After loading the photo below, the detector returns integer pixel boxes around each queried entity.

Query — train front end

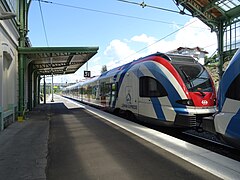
[168,54,217,127]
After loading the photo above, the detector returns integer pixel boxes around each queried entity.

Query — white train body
[63,53,216,128]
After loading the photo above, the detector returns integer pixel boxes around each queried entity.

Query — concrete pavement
[0,104,49,180]
[0,96,223,180]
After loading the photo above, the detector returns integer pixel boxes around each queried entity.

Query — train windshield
[173,63,213,92]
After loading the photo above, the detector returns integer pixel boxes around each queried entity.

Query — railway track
[152,125,240,162]
[129,119,240,162]
[182,130,233,149]
[181,130,240,161]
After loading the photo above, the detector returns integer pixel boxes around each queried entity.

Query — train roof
[98,53,197,79]
[167,54,197,63]
[64,81,82,90]
[64,52,199,89]
[144,52,197,63]
[81,76,100,86]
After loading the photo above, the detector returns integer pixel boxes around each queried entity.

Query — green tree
[204,54,218,65]
[101,65,107,74]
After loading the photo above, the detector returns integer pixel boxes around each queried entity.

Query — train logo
[126,93,131,104]
[201,100,208,105]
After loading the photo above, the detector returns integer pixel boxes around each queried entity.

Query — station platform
[0,95,240,180]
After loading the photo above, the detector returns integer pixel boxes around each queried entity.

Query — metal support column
[217,21,224,79]
[33,72,37,107]
[18,0,26,118]
[51,73,54,102]
[37,75,41,105]
[44,75,46,104]
[28,64,33,110]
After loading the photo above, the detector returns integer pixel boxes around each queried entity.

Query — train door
[99,78,112,107]
[122,71,138,115]
[100,81,107,107]
[138,75,170,122]
[105,83,112,107]
[79,87,83,101]
[138,76,160,119]
[95,81,100,104]
[108,82,118,107]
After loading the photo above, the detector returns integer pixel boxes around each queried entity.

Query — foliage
[101,65,107,74]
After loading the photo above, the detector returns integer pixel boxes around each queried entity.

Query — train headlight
[176,99,194,106]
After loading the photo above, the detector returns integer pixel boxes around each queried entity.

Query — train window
[139,76,168,97]
[173,63,213,92]
[86,85,92,98]
[111,83,118,102]
[83,86,88,96]
[92,86,97,99]
[226,74,240,101]
[100,82,111,97]
[79,87,83,95]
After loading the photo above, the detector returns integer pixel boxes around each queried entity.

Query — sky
[28,0,217,83]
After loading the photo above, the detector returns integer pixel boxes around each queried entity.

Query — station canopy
[177,0,240,31]
[18,46,99,75]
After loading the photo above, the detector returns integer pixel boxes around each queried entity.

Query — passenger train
[63,52,217,128]
[212,48,240,148]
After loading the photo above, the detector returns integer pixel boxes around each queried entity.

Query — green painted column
[18,0,26,118]
[28,64,33,110]
[217,21,224,79]
[44,75,46,104]
[33,72,38,107]
[38,75,41,105]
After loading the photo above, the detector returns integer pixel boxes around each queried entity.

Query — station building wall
[0,2,19,130]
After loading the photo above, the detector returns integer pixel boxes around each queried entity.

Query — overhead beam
[18,47,99,54]
[226,6,240,20]
[33,62,85,70]
[176,0,218,29]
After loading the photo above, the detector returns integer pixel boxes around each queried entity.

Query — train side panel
[138,61,177,122]
[115,57,212,127]
[115,64,139,115]
[214,49,240,148]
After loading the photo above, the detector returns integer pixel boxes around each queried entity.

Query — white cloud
[89,18,217,77]
[104,39,136,60]
[136,18,217,55]
[87,64,102,77]
[174,18,217,55]
[92,56,101,64]
[104,39,139,69]
[51,18,217,83]
[131,34,156,45]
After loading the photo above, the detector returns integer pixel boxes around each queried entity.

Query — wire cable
[117,0,192,16]
[34,0,209,29]
[121,19,198,61]
[34,1,214,61]
[38,0,49,46]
